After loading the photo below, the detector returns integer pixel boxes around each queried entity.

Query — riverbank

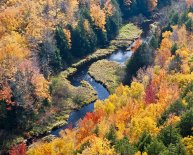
[47,23,141,128]
[72,24,141,69]
[44,23,141,132]
[44,0,178,142]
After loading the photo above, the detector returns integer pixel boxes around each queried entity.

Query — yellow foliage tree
[90,3,106,31]
[155,31,172,66]
[0,32,29,61]
[27,142,52,155]
[182,136,193,155]
[79,136,116,155]
[129,116,159,143]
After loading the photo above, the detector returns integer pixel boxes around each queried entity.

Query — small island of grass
[88,59,122,93]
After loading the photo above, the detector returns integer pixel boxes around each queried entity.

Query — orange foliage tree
[9,143,26,155]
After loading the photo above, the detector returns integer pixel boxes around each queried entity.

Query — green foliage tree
[105,125,117,145]
[137,132,152,154]
[178,12,189,27]
[171,43,178,55]
[157,0,172,8]
[115,137,137,155]
[158,125,181,147]
[94,28,108,47]
[146,139,166,155]
[39,39,62,77]
[170,13,180,25]
[159,143,186,155]
[150,34,159,49]
[115,0,133,18]
[179,108,193,137]
[106,0,122,40]
[55,26,72,65]
[71,17,97,57]
[116,0,156,18]
[181,82,193,109]
[158,100,185,126]
[185,18,193,32]
[124,43,154,84]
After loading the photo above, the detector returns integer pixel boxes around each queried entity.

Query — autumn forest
[0,0,193,154]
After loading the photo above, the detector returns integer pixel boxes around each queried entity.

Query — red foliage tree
[145,82,156,104]
[76,109,104,142]
[83,109,104,124]
[131,39,142,52]
[9,143,26,155]
[0,83,14,110]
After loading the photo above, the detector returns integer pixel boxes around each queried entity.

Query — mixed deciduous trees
[0,0,123,151]
[28,4,193,154]
[2,0,192,154]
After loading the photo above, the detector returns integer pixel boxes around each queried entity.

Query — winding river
[50,15,156,136]
[51,49,133,136]
[25,17,155,146]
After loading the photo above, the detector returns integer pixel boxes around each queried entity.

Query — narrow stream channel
[49,15,157,137]
[23,12,161,148]
[51,49,133,136]
[25,19,154,146]
[50,15,156,136]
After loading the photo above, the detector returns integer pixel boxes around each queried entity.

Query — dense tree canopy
[28,1,193,154]
[1,0,193,154]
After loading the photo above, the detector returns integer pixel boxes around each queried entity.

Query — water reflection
[108,49,132,66]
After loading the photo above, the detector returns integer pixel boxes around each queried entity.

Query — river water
[50,16,155,136]
[51,49,133,136]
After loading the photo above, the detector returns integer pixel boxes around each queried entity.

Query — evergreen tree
[171,43,178,55]
[71,18,97,57]
[185,18,193,31]
[150,35,159,49]
[105,125,117,145]
[181,82,193,109]
[158,100,185,126]
[158,0,172,8]
[170,13,179,25]
[39,40,62,76]
[55,26,72,65]
[179,108,193,137]
[146,139,166,155]
[158,125,181,147]
[159,143,186,155]
[115,137,136,155]
[137,132,152,154]
[106,0,122,40]
[124,43,154,84]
